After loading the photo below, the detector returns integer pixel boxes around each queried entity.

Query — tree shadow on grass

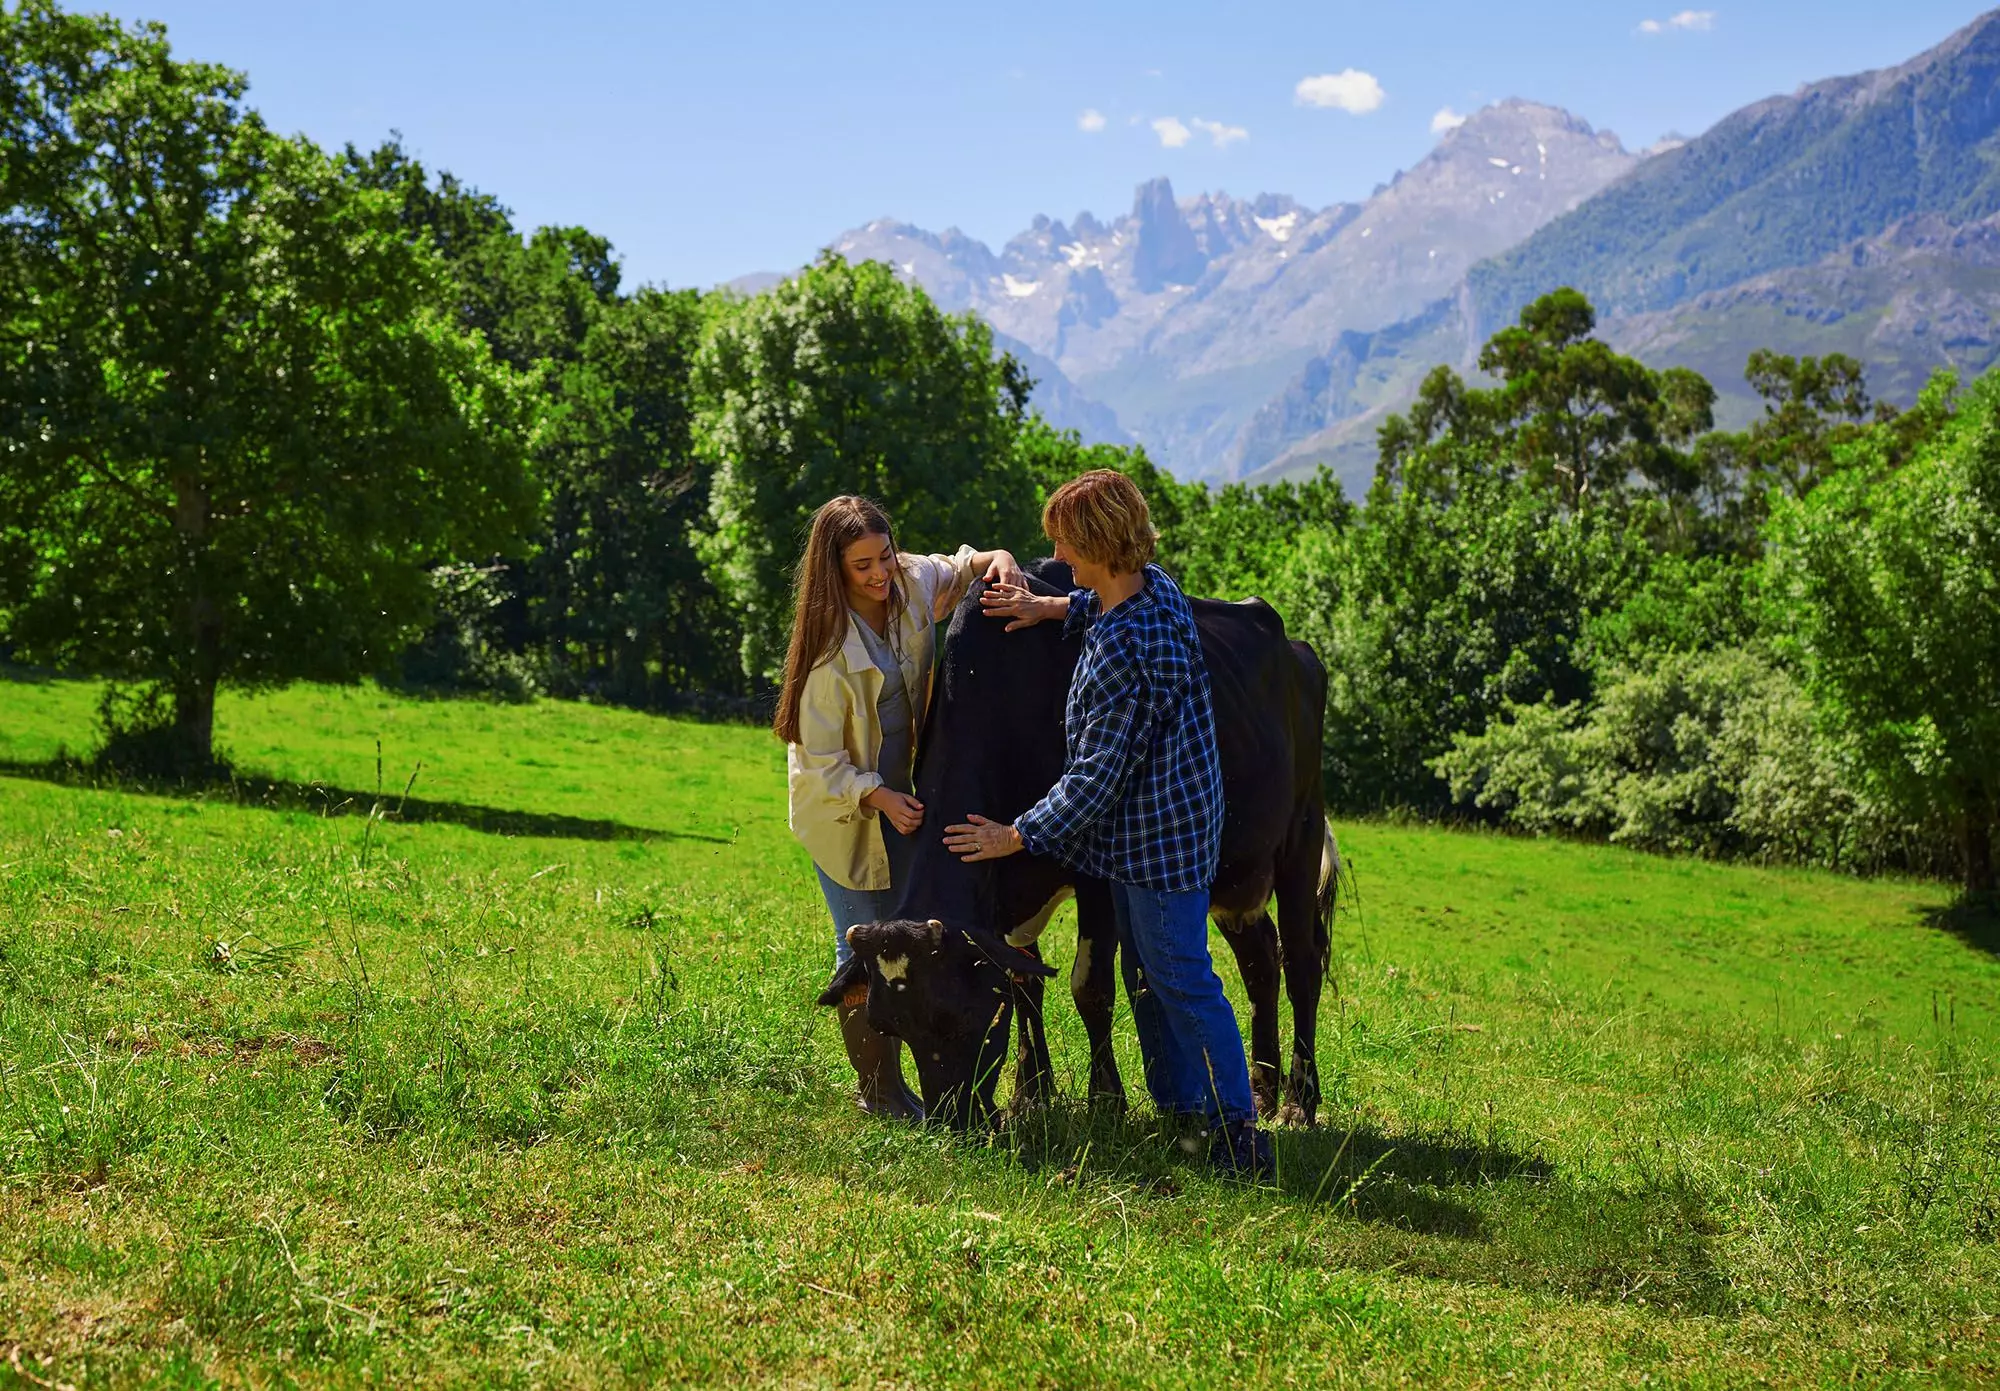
[0,756,727,845]
[1922,897,2000,958]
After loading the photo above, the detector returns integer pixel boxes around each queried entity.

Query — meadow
[0,673,1996,1387]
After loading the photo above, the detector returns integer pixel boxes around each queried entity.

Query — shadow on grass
[1923,896,2000,957]
[0,756,727,845]
[944,1103,1732,1314]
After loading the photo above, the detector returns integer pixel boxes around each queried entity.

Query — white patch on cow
[1211,903,1267,934]
[1005,886,1074,950]
[1070,940,1091,1000]
[877,954,909,982]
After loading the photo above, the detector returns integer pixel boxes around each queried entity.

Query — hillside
[1469,9,2000,333]
[1,674,1995,1384]
[1242,12,2000,488]
[1243,212,2000,490]
[1606,212,2000,418]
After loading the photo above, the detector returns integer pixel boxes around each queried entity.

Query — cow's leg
[1072,879,1125,1111]
[1009,946,1056,1114]
[1274,822,1335,1127]
[1215,908,1282,1120]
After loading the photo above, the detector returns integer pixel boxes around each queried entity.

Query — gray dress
[852,611,914,796]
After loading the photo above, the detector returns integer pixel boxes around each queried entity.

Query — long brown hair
[773,495,905,743]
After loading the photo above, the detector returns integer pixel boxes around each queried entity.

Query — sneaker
[1207,1121,1275,1181]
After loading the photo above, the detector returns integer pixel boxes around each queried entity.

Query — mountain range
[734,9,2000,492]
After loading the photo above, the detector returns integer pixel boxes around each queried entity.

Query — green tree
[532,287,741,705]
[0,5,534,769]
[1766,369,2000,896]
[1284,471,1645,808]
[1377,289,1715,516]
[696,253,1036,679]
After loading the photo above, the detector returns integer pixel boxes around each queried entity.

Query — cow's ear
[963,929,1059,980]
[818,955,867,1008]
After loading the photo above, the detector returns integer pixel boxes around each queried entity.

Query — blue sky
[113,1,1997,290]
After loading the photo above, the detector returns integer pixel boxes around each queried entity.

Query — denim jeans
[818,814,917,970]
[1110,881,1255,1128]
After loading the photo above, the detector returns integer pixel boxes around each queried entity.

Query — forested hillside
[1470,11,2000,329]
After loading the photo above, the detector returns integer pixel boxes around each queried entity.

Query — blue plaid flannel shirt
[1014,564,1224,893]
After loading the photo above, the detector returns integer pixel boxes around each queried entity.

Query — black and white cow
[820,559,1336,1130]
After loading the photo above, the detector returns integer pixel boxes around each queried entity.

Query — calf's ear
[960,929,1059,980]
[818,955,867,1008]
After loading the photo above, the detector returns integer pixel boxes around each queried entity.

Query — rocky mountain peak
[1130,177,1208,292]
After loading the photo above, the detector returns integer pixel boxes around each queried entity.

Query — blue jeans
[1111,881,1255,1128]
[818,814,917,970]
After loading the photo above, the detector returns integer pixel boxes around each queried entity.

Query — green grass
[2,674,1997,1387]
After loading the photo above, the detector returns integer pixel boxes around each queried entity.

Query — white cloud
[1150,116,1192,149]
[1190,116,1249,148]
[1077,107,1107,133]
[1294,69,1386,114]
[1638,10,1716,35]
[1431,106,1468,134]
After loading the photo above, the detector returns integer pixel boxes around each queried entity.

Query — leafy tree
[1578,551,1760,672]
[349,139,742,708]
[1434,648,1909,869]
[532,287,742,705]
[1376,289,1714,515]
[1284,471,1646,808]
[696,253,1036,679]
[0,5,534,769]
[1766,369,2000,896]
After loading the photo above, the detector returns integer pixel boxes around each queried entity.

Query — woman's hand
[944,813,1023,862]
[980,583,1065,632]
[865,787,926,835]
[980,549,1028,591]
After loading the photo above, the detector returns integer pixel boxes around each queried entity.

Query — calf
[820,559,1335,1129]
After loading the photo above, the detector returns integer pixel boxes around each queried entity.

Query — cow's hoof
[1088,1091,1129,1117]
[1275,1100,1313,1129]
[1252,1086,1282,1121]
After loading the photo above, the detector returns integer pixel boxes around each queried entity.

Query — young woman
[775,495,1025,1119]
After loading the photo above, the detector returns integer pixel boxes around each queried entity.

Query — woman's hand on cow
[980,584,1067,632]
[978,549,1029,592]
[866,787,926,835]
[944,813,1024,862]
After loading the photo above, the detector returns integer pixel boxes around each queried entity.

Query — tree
[0,5,535,769]
[1766,369,2000,896]
[1741,350,1879,500]
[531,288,742,705]
[1375,289,1714,515]
[696,253,1037,680]
[1283,470,1646,808]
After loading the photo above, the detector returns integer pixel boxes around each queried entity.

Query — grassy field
[1,673,1996,1388]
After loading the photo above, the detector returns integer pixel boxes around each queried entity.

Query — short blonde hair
[1042,470,1157,576]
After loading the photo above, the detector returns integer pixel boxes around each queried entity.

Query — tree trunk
[171,618,223,772]
[171,469,222,773]
[172,671,216,771]
[1961,778,1996,899]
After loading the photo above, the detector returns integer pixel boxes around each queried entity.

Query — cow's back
[1193,597,1315,877]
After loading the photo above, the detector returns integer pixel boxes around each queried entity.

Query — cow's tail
[1315,818,1340,976]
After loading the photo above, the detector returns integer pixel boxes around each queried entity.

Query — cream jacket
[788,546,979,891]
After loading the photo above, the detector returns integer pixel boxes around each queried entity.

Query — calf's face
[819,918,1055,1128]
